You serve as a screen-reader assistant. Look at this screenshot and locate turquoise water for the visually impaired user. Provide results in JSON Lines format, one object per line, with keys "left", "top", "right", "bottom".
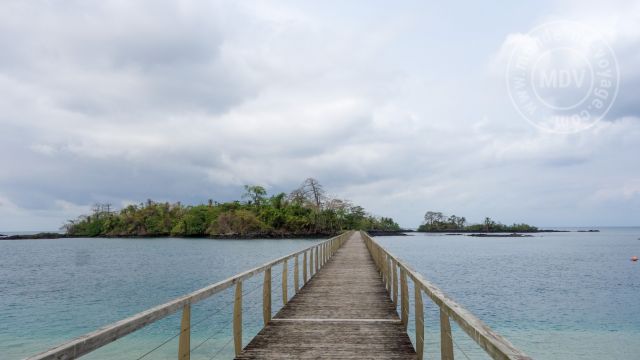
{"left": 378, "top": 228, "right": 640, "bottom": 360}
{"left": 1, "top": 229, "right": 639, "bottom": 359}
{"left": 0, "top": 237, "right": 322, "bottom": 359}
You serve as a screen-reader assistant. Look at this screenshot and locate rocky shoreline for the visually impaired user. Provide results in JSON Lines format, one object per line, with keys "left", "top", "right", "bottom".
{"left": 467, "top": 233, "right": 533, "bottom": 237}
{"left": 0, "top": 232, "right": 68, "bottom": 240}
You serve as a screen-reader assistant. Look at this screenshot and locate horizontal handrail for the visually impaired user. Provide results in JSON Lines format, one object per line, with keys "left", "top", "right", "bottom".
{"left": 361, "top": 231, "right": 532, "bottom": 360}
{"left": 26, "top": 232, "right": 352, "bottom": 360}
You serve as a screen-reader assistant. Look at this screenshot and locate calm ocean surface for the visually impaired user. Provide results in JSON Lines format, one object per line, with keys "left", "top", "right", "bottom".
{"left": 378, "top": 228, "right": 640, "bottom": 360}
{"left": 1, "top": 228, "right": 639, "bottom": 359}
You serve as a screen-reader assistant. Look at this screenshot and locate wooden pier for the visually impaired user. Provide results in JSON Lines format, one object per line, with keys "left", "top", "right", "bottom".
{"left": 236, "top": 232, "right": 415, "bottom": 359}
{"left": 26, "top": 231, "right": 531, "bottom": 360}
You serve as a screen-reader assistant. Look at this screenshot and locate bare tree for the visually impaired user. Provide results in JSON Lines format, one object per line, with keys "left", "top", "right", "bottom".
{"left": 299, "top": 178, "right": 325, "bottom": 209}
{"left": 92, "top": 203, "right": 113, "bottom": 219}
{"left": 325, "top": 198, "right": 351, "bottom": 211}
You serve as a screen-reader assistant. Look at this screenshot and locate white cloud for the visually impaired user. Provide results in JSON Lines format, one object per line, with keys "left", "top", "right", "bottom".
{"left": 1, "top": 0, "right": 640, "bottom": 230}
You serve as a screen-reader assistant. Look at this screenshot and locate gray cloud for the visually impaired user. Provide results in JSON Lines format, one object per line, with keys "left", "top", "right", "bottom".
{"left": 1, "top": 0, "right": 640, "bottom": 230}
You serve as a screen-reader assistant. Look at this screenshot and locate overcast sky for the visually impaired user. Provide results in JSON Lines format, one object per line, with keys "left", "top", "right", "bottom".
{"left": 1, "top": 0, "right": 639, "bottom": 231}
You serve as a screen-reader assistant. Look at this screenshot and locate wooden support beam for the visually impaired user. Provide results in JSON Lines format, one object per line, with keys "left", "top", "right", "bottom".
{"left": 440, "top": 308, "right": 454, "bottom": 360}
{"left": 400, "top": 268, "right": 409, "bottom": 329}
{"left": 177, "top": 303, "right": 190, "bottom": 360}
{"left": 303, "top": 251, "right": 308, "bottom": 283}
{"left": 294, "top": 255, "right": 299, "bottom": 293}
{"left": 263, "top": 268, "right": 271, "bottom": 325}
{"left": 233, "top": 281, "right": 242, "bottom": 357}
{"left": 384, "top": 254, "right": 390, "bottom": 291}
{"left": 282, "top": 260, "right": 288, "bottom": 305}
{"left": 415, "top": 285, "right": 424, "bottom": 360}
{"left": 323, "top": 243, "right": 327, "bottom": 265}
{"left": 310, "top": 248, "right": 314, "bottom": 277}
{"left": 392, "top": 260, "right": 398, "bottom": 307}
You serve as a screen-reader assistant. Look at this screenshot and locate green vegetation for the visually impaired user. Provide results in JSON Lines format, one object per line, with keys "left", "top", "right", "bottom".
{"left": 417, "top": 211, "right": 538, "bottom": 232}
{"left": 64, "top": 178, "right": 400, "bottom": 237}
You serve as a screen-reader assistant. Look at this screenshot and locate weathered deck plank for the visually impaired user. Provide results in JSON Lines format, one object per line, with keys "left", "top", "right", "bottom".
{"left": 236, "top": 232, "right": 417, "bottom": 359}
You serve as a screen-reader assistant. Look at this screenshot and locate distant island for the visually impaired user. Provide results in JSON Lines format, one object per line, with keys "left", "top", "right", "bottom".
{"left": 415, "top": 211, "right": 585, "bottom": 234}
{"left": 417, "top": 211, "right": 539, "bottom": 233}
{"left": 57, "top": 178, "right": 401, "bottom": 239}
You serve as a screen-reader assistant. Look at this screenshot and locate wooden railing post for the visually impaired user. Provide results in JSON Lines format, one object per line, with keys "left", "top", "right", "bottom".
{"left": 392, "top": 259, "right": 398, "bottom": 307}
{"left": 294, "top": 255, "right": 299, "bottom": 292}
{"left": 378, "top": 246, "right": 383, "bottom": 276}
{"left": 178, "top": 303, "right": 190, "bottom": 360}
{"left": 315, "top": 246, "right": 319, "bottom": 273}
{"left": 382, "top": 254, "right": 388, "bottom": 291}
{"left": 303, "top": 251, "right": 308, "bottom": 283}
{"left": 325, "top": 242, "right": 328, "bottom": 262}
{"left": 263, "top": 268, "right": 271, "bottom": 325}
{"left": 400, "top": 268, "right": 409, "bottom": 329}
{"left": 323, "top": 243, "right": 327, "bottom": 264}
{"left": 372, "top": 244, "right": 377, "bottom": 268}
{"left": 383, "top": 254, "right": 389, "bottom": 290}
{"left": 233, "top": 281, "right": 242, "bottom": 357}
{"left": 415, "top": 285, "right": 424, "bottom": 360}
{"left": 282, "top": 260, "right": 288, "bottom": 305}
{"left": 331, "top": 239, "right": 335, "bottom": 257}
{"left": 311, "top": 248, "right": 315, "bottom": 276}
{"left": 327, "top": 241, "right": 330, "bottom": 260}
{"left": 380, "top": 249, "right": 385, "bottom": 281}
{"left": 310, "top": 248, "right": 314, "bottom": 276}
{"left": 380, "top": 248, "right": 385, "bottom": 279}
{"left": 440, "top": 308, "right": 454, "bottom": 360}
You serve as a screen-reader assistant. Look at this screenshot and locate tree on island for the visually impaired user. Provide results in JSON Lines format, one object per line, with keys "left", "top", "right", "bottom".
{"left": 417, "top": 211, "right": 537, "bottom": 232}
{"left": 63, "top": 178, "right": 401, "bottom": 237}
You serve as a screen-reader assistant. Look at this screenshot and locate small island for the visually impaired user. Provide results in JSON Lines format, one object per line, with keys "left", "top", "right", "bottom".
{"left": 58, "top": 178, "right": 401, "bottom": 239}
{"left": 414, "top": 210, "right": 598, "bottom": 236}
{"left": 417, "top": 211, "right": 539, "bottom": 233}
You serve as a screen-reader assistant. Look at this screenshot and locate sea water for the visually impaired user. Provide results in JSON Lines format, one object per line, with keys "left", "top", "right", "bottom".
{"left": 0, "top": 237, "right": 322, "bottom": 359}
{"left": 377, "top": 227, "right": 640, "bottom": 360}
{"left": 1, "top": 229, "right": 639, "bottom": 359}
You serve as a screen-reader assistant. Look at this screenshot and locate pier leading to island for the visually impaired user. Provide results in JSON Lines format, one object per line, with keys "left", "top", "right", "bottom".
{"left": 26, "top": 231, "right": 530, "bottom": 360}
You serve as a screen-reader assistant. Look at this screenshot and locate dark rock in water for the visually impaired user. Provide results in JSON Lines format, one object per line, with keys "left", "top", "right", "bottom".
{"left": 0, "top": 234, "right": 6, "bottom": 237}
{"left": 468, "top": 233, "right": 533, "bottom": 238}
{"left": 1, "top": 232, "right": 66, "bottom": 240}
{"left": 577, "top": 229, "right": 600, "bottom": 232}
{"left": 445, "top": 233, "right": 463, "bottom": 235}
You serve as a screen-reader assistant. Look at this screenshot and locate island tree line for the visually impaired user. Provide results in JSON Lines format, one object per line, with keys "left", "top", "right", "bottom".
{"left": 417, "top": 211, "right": 538, "bottom": 232}
{"left": 64, "top": 178, "right": 400, "bottom": 237}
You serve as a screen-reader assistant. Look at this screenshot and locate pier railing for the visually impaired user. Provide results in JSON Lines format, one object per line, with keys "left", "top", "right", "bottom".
{"left": 361, "top": 231, "right": 532, "bottom": 360}
{"left": 26, "top": 231, "right": 352, "bottom": 360}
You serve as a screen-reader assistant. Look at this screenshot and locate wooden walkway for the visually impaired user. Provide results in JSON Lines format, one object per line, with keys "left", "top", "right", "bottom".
{"left": 236, "top": 232, "right": 417, "bottom": 359}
